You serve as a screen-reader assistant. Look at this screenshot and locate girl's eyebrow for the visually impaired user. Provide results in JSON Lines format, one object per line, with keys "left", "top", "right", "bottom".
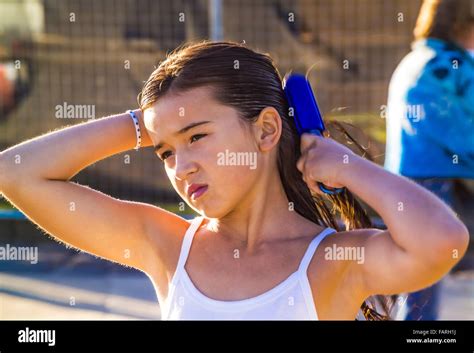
{"left": 153, "top": 120, "right": 212, "bottom": 152}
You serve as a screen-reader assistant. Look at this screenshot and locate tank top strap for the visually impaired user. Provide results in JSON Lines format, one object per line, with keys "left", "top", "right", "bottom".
{"left": 298, "top": 227, "right": 337, "bottom": 274}
{"left": 174, "top": 216, "right": 205, "bottom": 279}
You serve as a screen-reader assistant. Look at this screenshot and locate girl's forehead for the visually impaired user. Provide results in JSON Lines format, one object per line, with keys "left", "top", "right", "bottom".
{"left": 143, "top": 92, "right": 240, "bottom": 135}
{"left": 143, "top": 90, "right": 214, "bottom": 131}
{"left": 158, "top": 86, "right": 218, "bottom": 108}
{"left": 148, "top": 86, "right": 219, "bottom": 112}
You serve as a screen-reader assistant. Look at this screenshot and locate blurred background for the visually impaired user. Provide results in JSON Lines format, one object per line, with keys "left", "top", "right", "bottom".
{"left": 0, "top": 0, "right": 472, "bottom": 320}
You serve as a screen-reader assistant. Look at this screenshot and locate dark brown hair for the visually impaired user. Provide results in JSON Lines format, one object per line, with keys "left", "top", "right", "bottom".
{"left": 414, "top": 0, "right": 474, "bottom": 42}
{"left": 139, "top": 40, "right": 396, "bottom": 320}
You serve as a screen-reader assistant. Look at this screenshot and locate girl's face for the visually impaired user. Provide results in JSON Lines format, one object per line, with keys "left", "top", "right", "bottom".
{"left": 144, "top": 86, "right": 263, "bottom": 218}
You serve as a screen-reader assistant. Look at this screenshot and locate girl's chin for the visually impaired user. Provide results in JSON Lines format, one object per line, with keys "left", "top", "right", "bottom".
{"left": 184, "top": 195, "right": 227, "bottom": 218}
{"left": 187, "top": 202, "right": 210, "bottom": 215}
{"left": 194, "top": 205, "right": 227, "bottom": 219}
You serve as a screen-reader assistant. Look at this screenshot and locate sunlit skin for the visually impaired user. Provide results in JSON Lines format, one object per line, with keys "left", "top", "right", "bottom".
{"left": 0, "top": 79, "right": 468, "bottom": 319}
{"left": 141, "top": 84, "right": 468, "bottom": 318}
{"left": 143, "top": 86, "right": 324, "bottom": 253}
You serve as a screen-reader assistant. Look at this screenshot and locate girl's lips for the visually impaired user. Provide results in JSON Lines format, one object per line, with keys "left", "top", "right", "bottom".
{"left": 191, "top": 185, "right": 208, "bottom": 200}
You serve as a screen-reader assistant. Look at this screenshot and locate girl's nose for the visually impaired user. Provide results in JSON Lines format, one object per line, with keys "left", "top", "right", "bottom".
{"left": 174, "top": 154, "right": 198, "bottom": 181}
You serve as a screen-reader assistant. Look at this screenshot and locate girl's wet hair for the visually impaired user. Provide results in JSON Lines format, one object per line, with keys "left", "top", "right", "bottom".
{"left": 139, "top": 40, "right": 397, "bottom": 320}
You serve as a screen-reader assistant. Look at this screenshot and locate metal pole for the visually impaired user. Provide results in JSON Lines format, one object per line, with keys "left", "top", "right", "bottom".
{"left": 208, "top": 0, "right": 223, "bottom": 40}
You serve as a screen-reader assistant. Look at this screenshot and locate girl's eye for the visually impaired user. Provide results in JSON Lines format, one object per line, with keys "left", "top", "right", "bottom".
{"left": 190, "top": 134, "right": 207, "bottom": 143}
{"left": 159, "top": 134, "right": 207, "bottom": 161}
{"left": 160, "top": 151, "right": 172, "bottom": 160}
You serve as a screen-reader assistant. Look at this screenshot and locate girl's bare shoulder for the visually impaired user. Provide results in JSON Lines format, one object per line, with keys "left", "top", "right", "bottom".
{"left": 320, "top": 227, "right": 383, "bottom": 248}
{"left": 309, "top": 227, "right": 383, "bottom": 278}
{"left": 142, "top": 209, "right": 193, "bottom": 269}
{"left": 307, "top": 228, "right": 382, "bottom": 319}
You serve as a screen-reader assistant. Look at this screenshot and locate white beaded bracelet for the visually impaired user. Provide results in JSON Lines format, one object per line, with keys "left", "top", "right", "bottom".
{"left": 126, "top": 110, "right": 142, "bottom": 151}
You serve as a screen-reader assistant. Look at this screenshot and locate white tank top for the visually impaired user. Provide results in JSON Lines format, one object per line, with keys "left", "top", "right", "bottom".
{"left": 161, "top": 216, "right": 336, "bottom": 320}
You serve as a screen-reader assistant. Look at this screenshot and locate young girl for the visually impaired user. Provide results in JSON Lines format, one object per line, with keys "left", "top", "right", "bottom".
{"left": 0, "top": 40, "right": 468, "bottom": 320}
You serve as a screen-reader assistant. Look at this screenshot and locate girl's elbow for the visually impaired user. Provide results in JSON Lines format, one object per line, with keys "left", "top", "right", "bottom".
{"left": 446, "top": 222, "right": 470, "bottom": 251}
{"left": 455, "top": 225, "right": 469, "bottom": 256}
{"left": 0, "top": 152, "right": 8, "bottom": 193}
{"left": 432, "top": 224, "right": 470, "bottom": 266}
{"left": 0, "top": 152, "right": 17, "bottom": 193}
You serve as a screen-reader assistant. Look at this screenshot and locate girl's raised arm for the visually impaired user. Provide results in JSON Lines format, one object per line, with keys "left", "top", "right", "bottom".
{"left": 1, "top": 110, "right": 152, "bottom": 182}
{"left": 0, "top": 111, "right": 185, "bottom": 273}
{"left": 298, "top": 133, "right": 469, "bottom": 297}
{"left": 340, "top": 155, "right": 469, "bottom": 297}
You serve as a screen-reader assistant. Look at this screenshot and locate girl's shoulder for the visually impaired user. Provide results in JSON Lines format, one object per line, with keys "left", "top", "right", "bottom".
{"left": 320, "top": 227, "right": 382, "bottom": 247}
{"left": 143, "top": 211, "right": 193, "bottom": 269}
{"left": 308, "top": 228, "right": 382, "bottom": 319}
{"left": 308, "top": 227, "right": 378, "bottom": 281}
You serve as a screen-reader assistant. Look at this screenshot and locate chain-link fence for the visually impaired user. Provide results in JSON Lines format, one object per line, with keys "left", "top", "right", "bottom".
{"left": 0, "top": 0, "right": 422, "bottom": 210}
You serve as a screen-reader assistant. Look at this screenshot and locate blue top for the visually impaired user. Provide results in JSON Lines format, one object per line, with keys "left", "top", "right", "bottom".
{"left": 384, "top": 38, "right": 474, "bottom": 178}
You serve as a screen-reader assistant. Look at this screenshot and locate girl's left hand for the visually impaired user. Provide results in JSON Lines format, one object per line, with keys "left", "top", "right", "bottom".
{"left": 296, "top": 132, "right": 358, "bottom": 195}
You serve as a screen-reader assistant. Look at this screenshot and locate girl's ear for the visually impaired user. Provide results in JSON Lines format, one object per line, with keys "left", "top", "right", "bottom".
{"left": 254, "top": 107, "right": 282, "bottom": 152}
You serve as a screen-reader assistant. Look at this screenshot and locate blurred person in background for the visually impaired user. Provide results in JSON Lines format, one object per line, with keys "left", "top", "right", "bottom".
{"left": 385, "top": 0, "right": 474, "bottom": 320}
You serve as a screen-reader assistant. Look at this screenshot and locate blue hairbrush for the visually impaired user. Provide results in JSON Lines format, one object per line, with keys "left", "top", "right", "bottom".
{"left": 283, "top": 73, "right": 345, "bottom": 195}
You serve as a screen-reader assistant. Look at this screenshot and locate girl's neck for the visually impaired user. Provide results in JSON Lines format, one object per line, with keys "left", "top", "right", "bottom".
{"left": 204, "top": 169, "right": 320, "bottom": 253}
